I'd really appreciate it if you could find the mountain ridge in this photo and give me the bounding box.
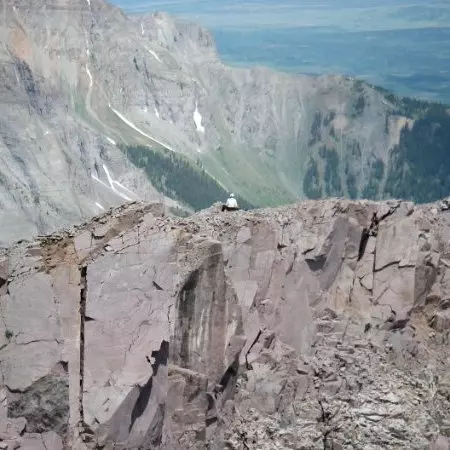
[1,0,450,245]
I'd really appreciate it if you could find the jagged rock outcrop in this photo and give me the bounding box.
[1,198,450,449]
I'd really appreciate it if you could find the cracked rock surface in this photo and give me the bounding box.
[0,198,450,449]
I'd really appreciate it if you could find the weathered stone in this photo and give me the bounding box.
[375,217,419,271]
[429,310,450,331]
[92,224,112,240]
[17,434,46,450]
[0,417,26,441]
[74,231,93,260]
[0,442,20,450]
[0,388,7,433]
[0,200,449,449]
[432,435,450,450]
[0,258,7,294]
[42,431,63,450]
[8,375,69,435]
[0,341,61,392]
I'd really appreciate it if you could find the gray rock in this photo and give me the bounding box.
[0,199,449,448]
[433,435,450,450]
[7,375,69,435]
[0,0,443,246]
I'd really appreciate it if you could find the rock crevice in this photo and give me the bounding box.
[78,264,88,429]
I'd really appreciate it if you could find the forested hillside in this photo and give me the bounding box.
[383,102,450,202]
[123,145,254,210]
[301,85,450,204]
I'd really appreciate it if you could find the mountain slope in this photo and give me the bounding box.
[1,0,450,245]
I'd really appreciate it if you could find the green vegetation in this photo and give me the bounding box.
[302,91,450,204]
[370,83,434,118]
[352,79,365,93]
[323,111,336,127]
[319,147,342,197]
[349,80,367,118]
[303,158,322,199]
[346,171,358,199]
[110,79,450,209]
[348,141,362,159]
[384,104,450,203]
[309,112,322,146]
[122,145,254,210]
[362,158,385,200]
[351,94,366,118]
[342,140,362,199]
[199,139,296,208]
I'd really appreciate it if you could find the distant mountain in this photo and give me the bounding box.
[1,0,450,245]
[114,0,450,104]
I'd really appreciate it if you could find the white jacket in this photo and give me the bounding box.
[226,197,238,208]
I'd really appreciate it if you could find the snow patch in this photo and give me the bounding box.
[95,202,105,211]
[143,106,148,113]
[109,105,174,151]
[102,164,116,190]
[92,174,119,197]
[86,49,90,56]
[154,107,160,119]
[141,23,145,36]
[193,102,205,133]
[106,137,116,146]
[112,180,135,195]
[44,131,50,136]
[91,166,134,203]
[86,65,93,88]
[86,0,90,6]
[147,48,162,63]
[97,164,133,202]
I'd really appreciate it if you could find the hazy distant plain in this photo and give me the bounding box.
[111,0,450,103]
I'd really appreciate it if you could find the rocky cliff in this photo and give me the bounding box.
[1,199,450,449]
[2,0,450,245]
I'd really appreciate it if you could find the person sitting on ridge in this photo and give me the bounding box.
[222,193,239,212]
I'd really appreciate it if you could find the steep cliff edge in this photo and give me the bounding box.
[1,199,450,449]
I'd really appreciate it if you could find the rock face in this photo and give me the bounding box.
[2,0,450,245]
[1,198,450,449]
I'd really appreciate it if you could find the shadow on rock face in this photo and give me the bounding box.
[129,340,169,433]
[175,270,200,369]
[358,228,370,261]
[306,254,327,272]
[96,339,170,448]
[129,377,153,434]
